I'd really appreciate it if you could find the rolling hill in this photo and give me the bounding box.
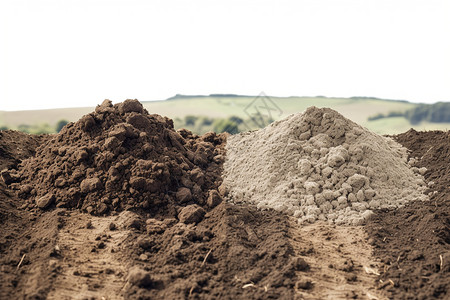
[1,95,449,134]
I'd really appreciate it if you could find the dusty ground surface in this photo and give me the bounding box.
[290,221,387,300]
[1,122,449,299]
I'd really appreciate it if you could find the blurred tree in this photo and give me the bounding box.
[199,117,214,126]
[184,115,198,126]
[404,102,450,124]
[213,118,239,134]
[56,119,69,132]
[229,116,244,125]
[18,124,31,133]
[32,123,53,134]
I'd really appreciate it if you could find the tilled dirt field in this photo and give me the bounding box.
[0,105,449,300]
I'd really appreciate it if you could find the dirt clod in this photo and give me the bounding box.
[35,193,55,209]
[295,279,313,290]
[127,266,153,288]
[292,257,310,271]
[178,204,206,224]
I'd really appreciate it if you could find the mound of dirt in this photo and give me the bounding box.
[366,129,450,299]
[4,100,226,216]
[224,107,428,225]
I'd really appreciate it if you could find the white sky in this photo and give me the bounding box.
[0,0,449,111]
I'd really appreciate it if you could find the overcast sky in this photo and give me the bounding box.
[0,0,449,111]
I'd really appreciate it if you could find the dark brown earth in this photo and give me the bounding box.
[0,131,60,299]
[0,130,48,171]
[366,129,450,300]
[122,203,296,299]
[6,99,226,217]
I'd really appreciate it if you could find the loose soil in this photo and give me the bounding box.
[7,100,226,217]
[290,221,386,299]
[1,105,449,300]
[366,129,450,300]
[0,102,299,299]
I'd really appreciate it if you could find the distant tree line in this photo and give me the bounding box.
[0,119,69,134]
[174,114,274,135]
[2,114,276,136]
[368,102,450,125]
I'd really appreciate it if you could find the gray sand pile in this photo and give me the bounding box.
[223,107,428,225]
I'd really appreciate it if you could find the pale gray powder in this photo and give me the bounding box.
[223,107,428,225]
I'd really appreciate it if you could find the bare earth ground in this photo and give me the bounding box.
[46,212,132,299]
[1,128,449,299]
[290,220,386,300]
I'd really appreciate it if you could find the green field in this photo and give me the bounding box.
[0,95,448,134]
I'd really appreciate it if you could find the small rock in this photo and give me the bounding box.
[129,219,142,230]
[95,99,113,113]
[178,205,206,224]
[346,274,357,282]
[176,187,192,203]
[86,220,93,229]
[137,237,154,251]
[139,254,148,261]
[146,218,166,234]
[104,136,121,150]
[48,259,58,268]
[292,257,310,271]
[80,177,103,193]
[356,190,365,201]
[0,169,14,185]
[207,190,222,208]
[347,174,368,190]
[127,266,153,288]
[295,279,312,290]
[36,193,55,209]
[97,203,109,215]
[117,99,144,114]
[54,178,66,188]
[19,184,33,196]
[364,189,376,200]
[105,268,115,274]
[109,222,117,231]
[418,167,427,175]
[218,183,228,197]
[79,114,96,131]
[127,114,152,129]
[408,250,424,261]
[190,168,205,186]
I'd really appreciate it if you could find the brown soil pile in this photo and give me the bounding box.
[4,100,226,216]
[366,129,450,299]
[121,203,297,299]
